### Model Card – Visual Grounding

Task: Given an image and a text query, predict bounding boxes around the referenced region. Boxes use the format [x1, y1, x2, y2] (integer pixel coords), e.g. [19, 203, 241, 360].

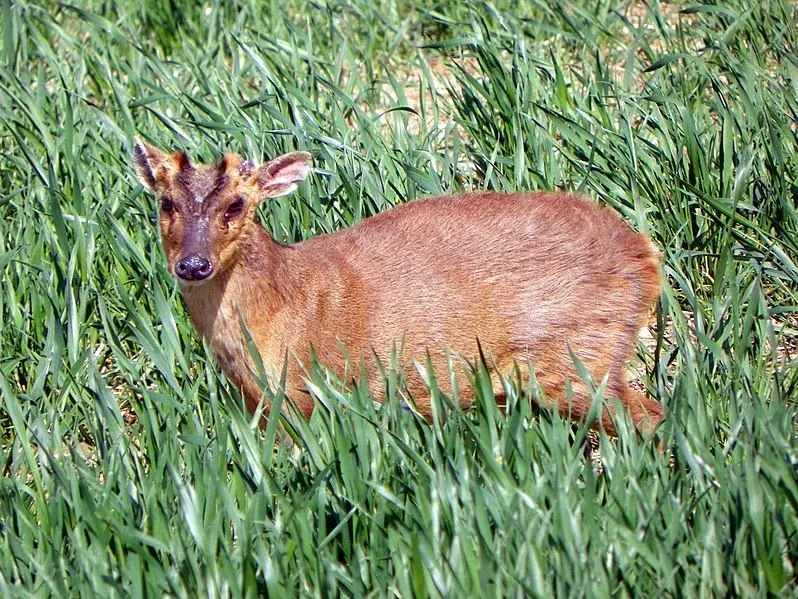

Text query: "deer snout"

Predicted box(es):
[175, 254, 214, 281]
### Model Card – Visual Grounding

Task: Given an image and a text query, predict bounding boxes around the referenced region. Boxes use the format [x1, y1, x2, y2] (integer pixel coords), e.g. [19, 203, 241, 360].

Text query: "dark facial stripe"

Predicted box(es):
[176, 151, 192, 173]
[203, 157, 230, 204]
[175, 152, 195, 196]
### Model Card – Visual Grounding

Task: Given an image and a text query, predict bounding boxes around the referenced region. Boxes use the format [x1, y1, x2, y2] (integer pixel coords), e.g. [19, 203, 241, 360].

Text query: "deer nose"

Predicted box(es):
[175, 254, 213, 281]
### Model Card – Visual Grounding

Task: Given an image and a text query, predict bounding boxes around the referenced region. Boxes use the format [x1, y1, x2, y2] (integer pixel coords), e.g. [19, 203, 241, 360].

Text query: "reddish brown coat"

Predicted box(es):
[134, 145, 664, 434]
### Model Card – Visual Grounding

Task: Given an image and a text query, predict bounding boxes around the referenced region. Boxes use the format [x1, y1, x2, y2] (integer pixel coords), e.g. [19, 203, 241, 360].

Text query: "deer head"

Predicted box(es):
[133, 141, 311, 284]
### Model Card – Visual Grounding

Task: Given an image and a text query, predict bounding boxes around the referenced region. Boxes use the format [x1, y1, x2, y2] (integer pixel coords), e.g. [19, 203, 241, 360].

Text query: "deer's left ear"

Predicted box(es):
[133, 140, 168, 192]
[254, 151, 312, 199]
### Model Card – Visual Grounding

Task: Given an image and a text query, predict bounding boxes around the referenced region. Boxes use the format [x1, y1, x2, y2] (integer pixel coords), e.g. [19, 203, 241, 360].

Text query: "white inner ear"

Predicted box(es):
[264, 182, 299, 198]
[134, 143, 159, 191]
[271, 162, 311, 185]
[262, 161, 311, 197]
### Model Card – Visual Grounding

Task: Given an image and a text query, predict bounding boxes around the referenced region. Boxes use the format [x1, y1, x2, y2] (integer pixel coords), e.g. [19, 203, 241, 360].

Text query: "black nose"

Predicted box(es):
[175, 255, 213, 281]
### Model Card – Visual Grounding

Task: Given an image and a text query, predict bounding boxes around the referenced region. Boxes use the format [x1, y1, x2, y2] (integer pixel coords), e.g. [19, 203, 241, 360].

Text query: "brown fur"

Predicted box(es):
[133, 143, 664, 435]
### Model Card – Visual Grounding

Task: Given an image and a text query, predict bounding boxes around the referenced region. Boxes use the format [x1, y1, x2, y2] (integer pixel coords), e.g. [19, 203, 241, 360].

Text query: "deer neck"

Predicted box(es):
[179, 226, 294, 346]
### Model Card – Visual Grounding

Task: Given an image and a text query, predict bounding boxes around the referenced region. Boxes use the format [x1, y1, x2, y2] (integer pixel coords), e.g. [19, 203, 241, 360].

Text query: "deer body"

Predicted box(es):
[134, 144, 664, 434]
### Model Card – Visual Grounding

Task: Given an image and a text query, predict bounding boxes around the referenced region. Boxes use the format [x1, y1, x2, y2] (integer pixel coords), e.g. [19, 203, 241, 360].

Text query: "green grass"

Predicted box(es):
[1, 0, 797, 596]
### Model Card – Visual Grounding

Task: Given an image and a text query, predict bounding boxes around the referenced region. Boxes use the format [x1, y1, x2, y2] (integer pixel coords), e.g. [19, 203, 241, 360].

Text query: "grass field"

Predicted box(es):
[1, 0, 797, 596]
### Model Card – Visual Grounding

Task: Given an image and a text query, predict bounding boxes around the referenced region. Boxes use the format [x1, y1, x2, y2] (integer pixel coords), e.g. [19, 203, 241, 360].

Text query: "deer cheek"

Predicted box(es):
[213, 241, 233, 271]
[160, 209, 179, 235]
[160, 218, 182, 257]
[221, 214, 246, 239]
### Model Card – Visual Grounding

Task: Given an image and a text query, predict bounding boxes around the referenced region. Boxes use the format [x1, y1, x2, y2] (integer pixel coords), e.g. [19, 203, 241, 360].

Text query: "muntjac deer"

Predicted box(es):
[133, 142, 664, 435]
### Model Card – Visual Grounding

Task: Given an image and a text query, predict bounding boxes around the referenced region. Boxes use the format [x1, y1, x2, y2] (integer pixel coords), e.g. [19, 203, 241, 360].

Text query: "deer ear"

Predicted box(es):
[133, 140, 167, 192]
[254, 151, 312, 199]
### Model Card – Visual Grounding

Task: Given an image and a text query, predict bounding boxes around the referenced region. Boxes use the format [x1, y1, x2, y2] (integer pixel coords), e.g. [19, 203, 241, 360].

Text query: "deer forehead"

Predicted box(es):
[167, 155, 244, 212]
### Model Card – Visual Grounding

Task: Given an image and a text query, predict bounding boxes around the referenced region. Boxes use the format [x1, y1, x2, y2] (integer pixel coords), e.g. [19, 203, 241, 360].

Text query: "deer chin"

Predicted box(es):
[173, 272, 218, 288]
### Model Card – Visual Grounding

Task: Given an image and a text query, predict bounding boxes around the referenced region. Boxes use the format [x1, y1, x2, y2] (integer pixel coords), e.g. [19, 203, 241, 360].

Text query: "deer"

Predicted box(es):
[133, 141, 664, 436]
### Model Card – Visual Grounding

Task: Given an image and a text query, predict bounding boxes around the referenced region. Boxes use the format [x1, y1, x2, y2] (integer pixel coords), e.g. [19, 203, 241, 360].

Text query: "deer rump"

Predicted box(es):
[266, 191, 663, 434]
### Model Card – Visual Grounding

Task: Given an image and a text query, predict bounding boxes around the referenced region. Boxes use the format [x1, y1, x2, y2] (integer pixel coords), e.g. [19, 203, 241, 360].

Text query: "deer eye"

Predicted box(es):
[160, 196, 175, 215]
[224, 197, 246, 221]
